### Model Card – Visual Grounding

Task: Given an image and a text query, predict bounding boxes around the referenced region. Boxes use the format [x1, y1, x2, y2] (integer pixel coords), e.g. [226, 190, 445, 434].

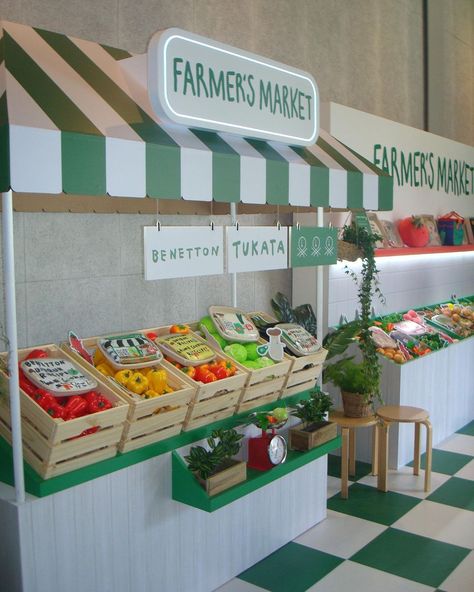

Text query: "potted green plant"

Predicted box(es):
[184, 428, 246, 496]
[289, 387, 337, 450]
[323, 225, 384, 417]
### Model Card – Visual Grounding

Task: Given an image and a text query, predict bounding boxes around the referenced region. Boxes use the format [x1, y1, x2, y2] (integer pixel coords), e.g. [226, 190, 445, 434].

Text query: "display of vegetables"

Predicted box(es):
[174, 359, 237, 384]
[18, 349, 114, 424]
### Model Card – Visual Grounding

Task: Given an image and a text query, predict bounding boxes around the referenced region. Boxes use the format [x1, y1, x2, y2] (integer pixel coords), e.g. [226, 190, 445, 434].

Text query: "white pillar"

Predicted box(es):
[230, 203, 237, 307]
[2, 190, 25, 504]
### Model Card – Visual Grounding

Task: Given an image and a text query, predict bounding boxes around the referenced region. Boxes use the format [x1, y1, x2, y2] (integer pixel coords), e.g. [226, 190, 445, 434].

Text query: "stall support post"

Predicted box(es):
[2, 190, 25, 504]
[230, 203, 237, 307]
[316, 207, 324, 386]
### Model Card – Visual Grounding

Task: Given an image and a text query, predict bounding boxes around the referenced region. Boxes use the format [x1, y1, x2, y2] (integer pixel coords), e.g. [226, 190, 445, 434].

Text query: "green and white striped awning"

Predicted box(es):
[0, 21, 393, 209]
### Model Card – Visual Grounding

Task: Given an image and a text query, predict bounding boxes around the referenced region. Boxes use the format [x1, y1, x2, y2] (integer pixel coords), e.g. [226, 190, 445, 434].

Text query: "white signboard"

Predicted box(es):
[144, 226, 224, 280]
[148, 28, 319, 146]
[322, 102, 474, 221]
[227, 226, 288, 273]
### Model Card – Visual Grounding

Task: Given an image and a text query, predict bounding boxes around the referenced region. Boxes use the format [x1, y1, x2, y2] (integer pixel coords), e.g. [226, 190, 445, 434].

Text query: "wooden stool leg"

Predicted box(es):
[377, 421, 390, 492]
[341, 427, 349, 499]
[414, 422, 421, 476]
[372, 424, 379, 476]
[423, 419, 432, 492]
[349, 428, 356, 476]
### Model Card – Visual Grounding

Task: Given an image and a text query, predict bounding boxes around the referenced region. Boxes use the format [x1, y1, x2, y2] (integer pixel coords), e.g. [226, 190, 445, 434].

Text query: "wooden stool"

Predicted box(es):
[376, 405, 432, 493]
[328, 410, 379, 499]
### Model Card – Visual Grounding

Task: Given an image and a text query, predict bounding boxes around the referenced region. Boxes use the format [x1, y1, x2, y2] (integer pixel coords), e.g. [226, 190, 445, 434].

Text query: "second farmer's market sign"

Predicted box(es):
[147, 28, 319, 146]
[227, 226, 288, 273]
[144, 226, 224, 280]
[291, 227, 338, 267]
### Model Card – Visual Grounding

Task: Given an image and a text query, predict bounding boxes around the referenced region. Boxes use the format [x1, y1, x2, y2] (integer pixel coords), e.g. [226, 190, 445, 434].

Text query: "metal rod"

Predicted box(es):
[230, 202, 237, 307]
[2, 190, 25, 504]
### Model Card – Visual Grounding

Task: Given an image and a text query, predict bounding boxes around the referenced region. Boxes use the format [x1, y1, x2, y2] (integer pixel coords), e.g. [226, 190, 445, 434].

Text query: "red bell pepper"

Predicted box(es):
[84, 391, 113, 413]
[25, 349, 48, 360]
[19, 373, 37, 397]
[63, 395, 88, 420]
[35, 392, 66, 419]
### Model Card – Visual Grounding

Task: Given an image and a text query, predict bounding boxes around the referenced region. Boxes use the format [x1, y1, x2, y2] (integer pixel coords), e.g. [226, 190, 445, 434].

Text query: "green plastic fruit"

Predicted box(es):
[273, 407, 288, 422]
[200, 316, 217, 334]
[244, 342, 260, 361]
[255, 357, 275, 368]
[212, 334, 229, 350]
[224, 343, 248, 363]
[241, 360, 259, 369]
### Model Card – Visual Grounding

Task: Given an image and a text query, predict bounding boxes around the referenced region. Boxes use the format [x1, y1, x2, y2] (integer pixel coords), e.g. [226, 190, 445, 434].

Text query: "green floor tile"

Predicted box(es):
[351, 528, 470, 588]
[407, 449, 472, 475]
[327, 482, 421, 525]
[427, 476, 474, 511]
[457, 420, 474, 436]
[327, 454, 373, 481]
[238, 542, 343, 592]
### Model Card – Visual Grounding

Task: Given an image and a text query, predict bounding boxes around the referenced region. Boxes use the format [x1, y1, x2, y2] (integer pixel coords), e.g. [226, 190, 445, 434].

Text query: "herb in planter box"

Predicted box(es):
[289, 388, 337, 451]
[184, 428, 246, 496]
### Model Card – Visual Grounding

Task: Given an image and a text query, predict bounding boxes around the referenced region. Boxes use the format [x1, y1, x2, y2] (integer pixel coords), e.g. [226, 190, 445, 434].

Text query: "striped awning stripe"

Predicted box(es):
[0, 21, 393, 210]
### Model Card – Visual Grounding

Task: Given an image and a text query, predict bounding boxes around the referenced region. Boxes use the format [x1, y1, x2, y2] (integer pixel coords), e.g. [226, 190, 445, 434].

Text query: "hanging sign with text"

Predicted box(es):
[148, 28, 319, 146]
[291, 227, 338, 267]
[226, 226, 288, 273]
[144, 226, 224, 280]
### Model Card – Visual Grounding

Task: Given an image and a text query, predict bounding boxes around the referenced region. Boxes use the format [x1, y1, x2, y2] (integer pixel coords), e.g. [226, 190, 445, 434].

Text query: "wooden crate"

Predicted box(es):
[61, 337, 197, 453]
[233, 341, 292, 414]
[0, 344, 129, 479]
[249, 311, 327, 398]
[143, 326, 249, 432]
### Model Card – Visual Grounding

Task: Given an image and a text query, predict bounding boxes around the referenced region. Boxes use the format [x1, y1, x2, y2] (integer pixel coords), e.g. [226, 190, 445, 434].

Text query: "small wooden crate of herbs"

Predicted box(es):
[289, 388, 337, 451]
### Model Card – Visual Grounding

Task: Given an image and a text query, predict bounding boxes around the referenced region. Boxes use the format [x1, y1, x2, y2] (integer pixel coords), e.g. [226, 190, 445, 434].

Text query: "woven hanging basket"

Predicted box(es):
[341, 391, 372, 418]
[337, 240, 364, 262]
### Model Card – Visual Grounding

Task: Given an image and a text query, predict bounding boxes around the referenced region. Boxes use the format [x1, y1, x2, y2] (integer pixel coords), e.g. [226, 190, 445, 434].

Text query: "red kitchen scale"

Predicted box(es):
[247, 428, 287, 471]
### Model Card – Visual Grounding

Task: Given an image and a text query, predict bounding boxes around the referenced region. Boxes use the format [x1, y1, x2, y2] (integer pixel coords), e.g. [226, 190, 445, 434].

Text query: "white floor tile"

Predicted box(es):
[358, 467, 450, 499]
[306, 560, 434, 592]
[437, 434, 474, 456]
[440, 551, 474, 592]
[294, 510, 386, 559]
[455, 458, 474, 481]
[393, 500, 474, 549]
[327, 475, 342, 499]
[214, 578, 267, 592]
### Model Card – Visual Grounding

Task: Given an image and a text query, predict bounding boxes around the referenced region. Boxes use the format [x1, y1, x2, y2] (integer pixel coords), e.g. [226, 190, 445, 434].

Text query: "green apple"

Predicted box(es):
[224, 343, 248, 363]
[254, 357, 275, 368]
[241, 360, 259, 369]
[245, 342, 260, 361]
[200, 316, 217, 334]
[272, 407, 288, 422]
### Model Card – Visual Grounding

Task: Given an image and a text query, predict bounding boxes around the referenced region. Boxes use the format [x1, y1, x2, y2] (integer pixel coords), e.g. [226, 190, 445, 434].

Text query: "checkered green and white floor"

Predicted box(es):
[215, 420, 474, 592]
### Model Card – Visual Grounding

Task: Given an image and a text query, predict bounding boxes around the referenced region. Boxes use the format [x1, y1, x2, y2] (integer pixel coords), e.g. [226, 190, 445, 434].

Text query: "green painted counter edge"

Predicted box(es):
[172, 436, 341, 512]
[0, 390, 313, 498]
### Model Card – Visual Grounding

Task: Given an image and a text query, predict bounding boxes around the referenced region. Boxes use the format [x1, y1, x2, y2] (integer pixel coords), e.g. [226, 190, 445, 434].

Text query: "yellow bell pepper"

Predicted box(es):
[96, 362, 114, 377]
[144, 389, 160, 399]
[93, 347, 105, 366]
[148, 369, 168, 394]
[126, 372, 149, 395]
[114, 369, 134, 386]
[162, 385, 174, 394]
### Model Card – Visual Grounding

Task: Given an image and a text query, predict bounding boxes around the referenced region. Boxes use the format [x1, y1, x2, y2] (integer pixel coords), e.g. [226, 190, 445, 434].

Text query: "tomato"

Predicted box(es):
[26, 349, 48, 360]
[207, 361, 221, 374]
[194, 364, 210, 381]
[219, 360, 236, 376]
[398, 217, 429, 247]
[146, 332, 158, 341]
[170, 324, 190, 334]
[214, 366, 230, 380]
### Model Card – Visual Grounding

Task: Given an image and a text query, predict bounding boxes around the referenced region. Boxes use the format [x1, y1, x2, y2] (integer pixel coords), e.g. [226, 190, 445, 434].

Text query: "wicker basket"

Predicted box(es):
[341, 391, 372, 418]
[337, 240, 363, 262]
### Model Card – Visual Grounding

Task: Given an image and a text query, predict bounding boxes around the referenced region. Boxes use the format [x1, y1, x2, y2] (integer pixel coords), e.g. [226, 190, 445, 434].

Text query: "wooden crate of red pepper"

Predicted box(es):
[0, 345, 129, 479]
[144, 326, 248, 432]
[61, 335, 197, 452]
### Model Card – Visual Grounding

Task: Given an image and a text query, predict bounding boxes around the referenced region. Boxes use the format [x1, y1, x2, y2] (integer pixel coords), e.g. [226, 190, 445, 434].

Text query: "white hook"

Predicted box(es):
[210, 220, 215, 231]
[155, 220, 161, 232]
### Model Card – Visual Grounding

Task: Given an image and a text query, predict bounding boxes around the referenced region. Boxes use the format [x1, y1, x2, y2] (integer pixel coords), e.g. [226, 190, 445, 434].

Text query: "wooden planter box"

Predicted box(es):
[0, 344, 129, 478]
[61, 337, 197, 453]
[143, 327, 249, 432]
[289, 421, 337, 451]
[197, 459, 247, 496]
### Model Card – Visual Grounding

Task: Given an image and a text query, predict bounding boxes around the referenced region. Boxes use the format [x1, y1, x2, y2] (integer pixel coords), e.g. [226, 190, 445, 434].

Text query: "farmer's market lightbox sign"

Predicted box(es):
[144, 226, 335, 280]
[148, 28, 319, 146]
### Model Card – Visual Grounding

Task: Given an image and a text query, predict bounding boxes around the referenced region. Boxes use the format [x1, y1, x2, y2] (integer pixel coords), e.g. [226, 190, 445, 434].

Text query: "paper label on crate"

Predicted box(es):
[21, 358, 97, 395]
[144, 226, 224, 280]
